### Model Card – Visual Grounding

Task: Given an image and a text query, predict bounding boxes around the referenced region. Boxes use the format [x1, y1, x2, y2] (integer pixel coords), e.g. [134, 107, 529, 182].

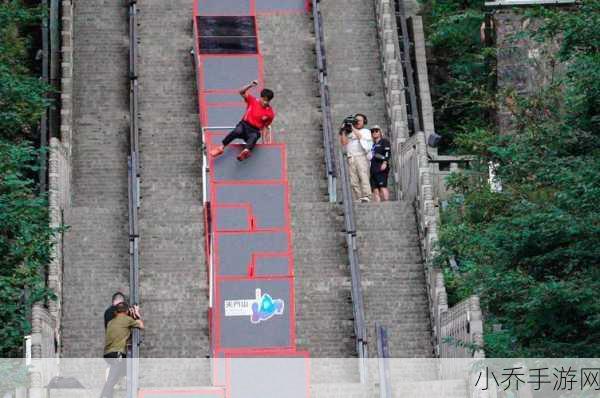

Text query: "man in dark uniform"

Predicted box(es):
[209, 80, 276, 161]
[369, 125, 391, 201]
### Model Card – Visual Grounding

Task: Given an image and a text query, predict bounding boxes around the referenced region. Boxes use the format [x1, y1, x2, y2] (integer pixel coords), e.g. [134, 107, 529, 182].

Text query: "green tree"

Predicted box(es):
[430, 1, 600, 356]
[0, 140, 56, 357]
[419, 0, 496, 152]
[0, 0, 49, 142]
[0, 1, 54, 357]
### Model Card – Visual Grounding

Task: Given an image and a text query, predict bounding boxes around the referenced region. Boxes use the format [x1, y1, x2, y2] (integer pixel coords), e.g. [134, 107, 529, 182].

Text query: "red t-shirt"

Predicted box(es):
[242, 94, 275, 129]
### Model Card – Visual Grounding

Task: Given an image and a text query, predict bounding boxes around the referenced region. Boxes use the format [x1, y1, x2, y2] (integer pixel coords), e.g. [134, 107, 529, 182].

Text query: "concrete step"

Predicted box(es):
[136, 0, 207, 362]
[71, 0, 129, 209]
[392, 379, 468, 398]
[62, 207, 129, 357]
[310, 383, 375, 398]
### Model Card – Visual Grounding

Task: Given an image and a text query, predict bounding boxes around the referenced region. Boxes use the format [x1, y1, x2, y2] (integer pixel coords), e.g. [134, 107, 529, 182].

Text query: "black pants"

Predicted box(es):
[222, 120, 261, 151]
[100, 352, 127, 398]
[370, 163, 389, 189]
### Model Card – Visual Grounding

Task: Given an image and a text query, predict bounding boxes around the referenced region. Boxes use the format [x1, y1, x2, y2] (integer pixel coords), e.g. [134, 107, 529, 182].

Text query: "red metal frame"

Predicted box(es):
[194, 1, 310, 396]
[213, 203, 253, 233]
[197, 54, 264, 127]
[213, 274, 297, 352]
[250, 252, 294, 277]
[212, 232, 293, 277]
[212, 182, 292, 229]
[207, 141, 288, 185]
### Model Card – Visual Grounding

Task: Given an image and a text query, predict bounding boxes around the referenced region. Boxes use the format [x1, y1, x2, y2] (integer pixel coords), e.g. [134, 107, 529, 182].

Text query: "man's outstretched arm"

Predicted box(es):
[239, 80, 258, 98]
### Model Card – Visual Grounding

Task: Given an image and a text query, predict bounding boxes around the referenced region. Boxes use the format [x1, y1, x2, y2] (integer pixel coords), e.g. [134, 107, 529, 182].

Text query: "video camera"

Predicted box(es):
[340, 115, 357, 135]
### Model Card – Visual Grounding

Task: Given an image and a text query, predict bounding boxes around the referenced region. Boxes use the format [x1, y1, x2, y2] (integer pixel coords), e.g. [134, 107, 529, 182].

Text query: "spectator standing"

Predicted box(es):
[99, 302, 144, 398]
[104, 292, 126, 329]
[340, 113, 372, 202]
[369, 125, 391, 202]
[209, 80, 275, 161]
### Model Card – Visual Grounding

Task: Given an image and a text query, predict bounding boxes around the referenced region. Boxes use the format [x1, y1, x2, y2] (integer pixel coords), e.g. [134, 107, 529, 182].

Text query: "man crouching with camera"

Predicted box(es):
[339, 113, 372, 202]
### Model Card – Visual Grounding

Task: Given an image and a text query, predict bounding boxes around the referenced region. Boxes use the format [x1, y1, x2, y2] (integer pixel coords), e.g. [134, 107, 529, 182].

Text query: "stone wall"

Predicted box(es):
[493, 9, 563, 134]
[35, 0, 74, 362]
[60, 0, 74, 152]
[374, 0, 484, 359]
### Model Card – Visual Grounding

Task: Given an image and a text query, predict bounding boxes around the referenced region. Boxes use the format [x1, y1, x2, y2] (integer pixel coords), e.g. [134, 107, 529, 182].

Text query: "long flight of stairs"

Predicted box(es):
[355, 201, 433, 358]
[61, 0, 130, 358]
[136, 0, 209, 361]
[260, 13, 357, 358]
[135, 0, 211, 387]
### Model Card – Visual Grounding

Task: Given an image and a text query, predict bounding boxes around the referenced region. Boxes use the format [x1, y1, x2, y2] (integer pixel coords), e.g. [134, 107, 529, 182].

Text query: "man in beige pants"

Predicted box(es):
[340, 114, 372, 202]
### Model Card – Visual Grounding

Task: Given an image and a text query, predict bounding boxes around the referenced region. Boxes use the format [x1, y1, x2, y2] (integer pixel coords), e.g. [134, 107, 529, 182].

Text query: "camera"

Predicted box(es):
[340, 115, 357, 135]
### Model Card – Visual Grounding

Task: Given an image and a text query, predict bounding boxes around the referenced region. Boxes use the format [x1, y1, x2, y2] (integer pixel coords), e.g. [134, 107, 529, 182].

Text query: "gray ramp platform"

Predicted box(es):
[201, 57, 259, 91]
[198, 0, 251, 15]
[212, 145, 284, 181]
[207, 106, 245, 127]
[217, 279, 293, 349]
[215, 184, 287, 229]
[254, 256, 290, 276]
[214, 206, 251, 231]
[228, 358, 309, 398]
[205, 93, 246, 103]
[256, 0, 307, 12]
[216, 232, 289, 276]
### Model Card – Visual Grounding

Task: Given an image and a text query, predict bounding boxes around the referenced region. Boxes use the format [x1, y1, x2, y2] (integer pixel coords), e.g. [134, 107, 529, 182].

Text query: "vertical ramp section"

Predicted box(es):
[192, 2, 311, 397]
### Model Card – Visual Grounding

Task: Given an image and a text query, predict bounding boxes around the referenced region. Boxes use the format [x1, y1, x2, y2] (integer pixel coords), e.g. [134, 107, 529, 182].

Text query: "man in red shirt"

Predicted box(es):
[210, 80, 275, 161]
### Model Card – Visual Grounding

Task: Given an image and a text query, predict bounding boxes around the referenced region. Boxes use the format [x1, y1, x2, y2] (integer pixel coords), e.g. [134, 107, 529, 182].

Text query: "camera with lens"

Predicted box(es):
[340, 115, 357, 135]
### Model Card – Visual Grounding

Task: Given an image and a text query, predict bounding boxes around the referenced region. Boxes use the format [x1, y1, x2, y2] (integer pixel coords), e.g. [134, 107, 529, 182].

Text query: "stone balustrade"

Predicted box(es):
[374, 0, 485, 359]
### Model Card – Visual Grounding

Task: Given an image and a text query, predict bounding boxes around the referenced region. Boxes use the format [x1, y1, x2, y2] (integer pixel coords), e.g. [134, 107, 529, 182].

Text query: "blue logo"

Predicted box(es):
[251, 288, 284, 324]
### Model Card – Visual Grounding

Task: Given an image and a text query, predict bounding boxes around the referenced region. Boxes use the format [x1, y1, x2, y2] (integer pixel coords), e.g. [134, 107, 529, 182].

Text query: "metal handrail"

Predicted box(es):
[311, 0, 337, 203]
[127, 0, 141, 396]
[394, 0, 422, 136]
[312, 0, 367, 379]
[376, 324, 392, 398]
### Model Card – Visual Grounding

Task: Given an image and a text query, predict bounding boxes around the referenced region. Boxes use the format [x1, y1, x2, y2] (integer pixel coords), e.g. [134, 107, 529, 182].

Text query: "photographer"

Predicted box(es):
[100, 302, 144, 398]
[104, 292, 126, 329]
[339, 113, 372, 202]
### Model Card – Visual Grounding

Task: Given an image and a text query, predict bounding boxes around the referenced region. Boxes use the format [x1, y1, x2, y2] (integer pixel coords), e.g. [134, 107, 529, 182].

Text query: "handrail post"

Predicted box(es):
[312, 0, 367, 377]
[312, 0, 337, 203]
[127, 0, 141, 396]
[376, 324, 392, 398]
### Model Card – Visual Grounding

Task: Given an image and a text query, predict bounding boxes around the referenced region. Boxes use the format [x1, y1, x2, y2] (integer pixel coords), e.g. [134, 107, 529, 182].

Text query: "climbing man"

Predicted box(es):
[99, 302, 144, 398]
[209, 80, 275, 161]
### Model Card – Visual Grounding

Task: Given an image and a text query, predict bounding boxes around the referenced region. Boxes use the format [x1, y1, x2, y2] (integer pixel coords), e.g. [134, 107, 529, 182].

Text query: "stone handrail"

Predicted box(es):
[440, 296, 484, 358]
[374, 0, 484, 359]
[47, 137, 70, 336]
[29, 9, 73, 391]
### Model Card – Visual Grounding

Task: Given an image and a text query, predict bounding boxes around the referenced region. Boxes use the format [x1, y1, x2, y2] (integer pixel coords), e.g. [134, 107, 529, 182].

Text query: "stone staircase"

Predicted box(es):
[61, 0, 130, 358]
[318, 0, 433, 358]
[260, 13, 357, 358]
[355, 201, 433, 358]
[136, 0, 209, 368]
[321, 0, 389, 138]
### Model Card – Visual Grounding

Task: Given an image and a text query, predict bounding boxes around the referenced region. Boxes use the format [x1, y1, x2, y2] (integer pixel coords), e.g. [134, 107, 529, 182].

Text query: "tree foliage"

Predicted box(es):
[0, 0, 49, 142]
[419, 0, 496, 152]
[424, 0, 600, 356]
[0, 140, 55, 357]
[0, 0, 54, 357]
